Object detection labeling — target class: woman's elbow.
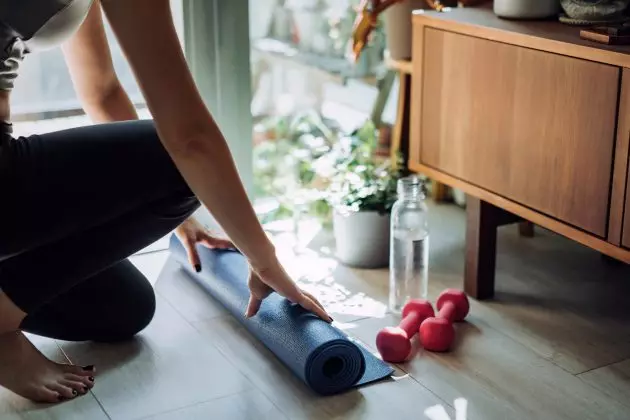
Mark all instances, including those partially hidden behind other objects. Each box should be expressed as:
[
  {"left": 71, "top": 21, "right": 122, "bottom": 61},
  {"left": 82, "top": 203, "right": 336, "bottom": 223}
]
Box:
[
  {"left": 79, "top": 79, "right": 138, "bottom": 122},
  {"left": 162, "top": 122, "right": 227, "bottom": 161}
]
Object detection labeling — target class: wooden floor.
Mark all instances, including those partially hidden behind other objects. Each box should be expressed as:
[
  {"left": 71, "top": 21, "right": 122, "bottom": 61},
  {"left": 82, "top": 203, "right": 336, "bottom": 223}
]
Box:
[{"left": 2, "top": 202, "right": 630, "bottom": 419}]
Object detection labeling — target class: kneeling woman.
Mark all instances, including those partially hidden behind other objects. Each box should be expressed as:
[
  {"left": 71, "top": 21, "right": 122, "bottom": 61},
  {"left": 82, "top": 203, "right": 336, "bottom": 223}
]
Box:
[{"left": 0, "top": 0, "right": 331, "bottom": 403}]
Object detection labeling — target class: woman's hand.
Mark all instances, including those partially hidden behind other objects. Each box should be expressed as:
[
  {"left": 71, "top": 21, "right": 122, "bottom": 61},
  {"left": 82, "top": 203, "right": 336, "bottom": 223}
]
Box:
[
  {"left": 246, "top": 262, "right": 333, "bottom": 323},
  {"left": 174, "top": 217, "right": 234, "bottom": 272},
  {"left": 175, "top": 217, "right": 332, "bottom": 323}
]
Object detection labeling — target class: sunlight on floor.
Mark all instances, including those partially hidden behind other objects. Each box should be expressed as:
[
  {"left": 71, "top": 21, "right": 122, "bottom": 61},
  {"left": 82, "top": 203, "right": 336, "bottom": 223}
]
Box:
[
  {"left": 130, "top": 216, "right": 389, "bottom": 320},
  {"left": 267, "top": 218, "right": 388, "bottom": 320},
  {"left": 425, "top": 398, "right": 468, "bottom": 420}
]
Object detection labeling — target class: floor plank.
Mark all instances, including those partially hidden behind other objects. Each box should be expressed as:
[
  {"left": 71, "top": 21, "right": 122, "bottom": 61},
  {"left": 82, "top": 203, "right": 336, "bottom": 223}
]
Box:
[
  {"left": 0, "top": 335, "right": 109, "bottom": 420},
  {"left": 58, "top": 296, "right": 252, "bottom": 420},
  {"left": 349, "top": 314, "right": 630, "bottom": 420},
  {"left": 154, "top": 258, "right": 228, "bottom": 324},
  {"left": 192, "top": 315, "right": 452, "bottom": 420},
  {"left": 579, "top": 359, "right": 630, "bottom": 409},
  {"left": 129, "top": 252, "right": 170, "bottom": 287},
  {"left": 142, "top": 388, "right": 286, "bottom": 420}
]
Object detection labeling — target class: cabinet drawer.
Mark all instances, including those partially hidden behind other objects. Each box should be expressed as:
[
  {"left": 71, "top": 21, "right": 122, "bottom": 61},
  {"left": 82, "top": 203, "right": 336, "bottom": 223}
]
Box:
[{"left": 418, "top": 28, "right": 619, "bottom": 237}]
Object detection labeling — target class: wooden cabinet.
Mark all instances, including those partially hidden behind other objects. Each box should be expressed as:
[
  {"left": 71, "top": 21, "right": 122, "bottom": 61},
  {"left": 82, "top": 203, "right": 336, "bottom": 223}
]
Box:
[
  {"left": 418, "top": 28, "right": 618, "bottom": 237},
  {"left": 408, "top": 6, "right": 630, "bottom": 297}
]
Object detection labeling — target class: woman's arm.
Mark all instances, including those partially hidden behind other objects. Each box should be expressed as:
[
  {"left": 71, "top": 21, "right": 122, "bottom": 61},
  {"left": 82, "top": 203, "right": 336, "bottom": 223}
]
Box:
[
  {"left": 62, "top": 2, "right": 236, "bottom": 272},
  {"left": 99, "top": 0, "right": 268, "bottom": 265},
  {"left": 62, "top": 1, "right": 137, "bottom": 122},
  {"left": 100, "top": 0, "right": 330, "bottom": 320}
]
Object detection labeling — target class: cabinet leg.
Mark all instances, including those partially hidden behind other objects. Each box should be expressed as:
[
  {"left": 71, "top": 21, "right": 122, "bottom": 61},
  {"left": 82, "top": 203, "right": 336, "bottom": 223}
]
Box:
[
  {"left": 432, "top": 180, "right": 449, "bottom": 203},
  {"left": 464, "top": 197, "right": 500, "bottom": 299},
  {"left": 518, "top": 221, "right": 535, "bottom": 237}
]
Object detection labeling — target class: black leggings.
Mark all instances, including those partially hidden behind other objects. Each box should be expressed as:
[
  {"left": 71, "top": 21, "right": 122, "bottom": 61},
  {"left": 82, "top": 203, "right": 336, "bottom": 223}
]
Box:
[{"left": 0, "top": 120, "right": 200, "bottom": 342}]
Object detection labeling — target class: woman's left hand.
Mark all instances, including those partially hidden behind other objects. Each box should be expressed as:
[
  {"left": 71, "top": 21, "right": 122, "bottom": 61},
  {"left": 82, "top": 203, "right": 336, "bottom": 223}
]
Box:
[{"left": 174, "top": 217, "right": 235, "bottom": 272}]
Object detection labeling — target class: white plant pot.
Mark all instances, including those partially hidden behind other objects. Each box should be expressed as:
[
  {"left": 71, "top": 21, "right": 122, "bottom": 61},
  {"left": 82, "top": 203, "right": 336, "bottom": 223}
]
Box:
[
  {"left": 452, "top": 188, "right": 467, "bottom": 207},
  {"left": 383, "top": 0, "right": 428, "bottom": 61},
  {"left": 333, "top": 210, "right": 391, "bottom": 268}
]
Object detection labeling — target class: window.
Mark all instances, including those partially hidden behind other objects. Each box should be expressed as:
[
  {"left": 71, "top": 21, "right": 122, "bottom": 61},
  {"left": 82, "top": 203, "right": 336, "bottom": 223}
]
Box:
[{"left": 11, "top": 0, "right": 184, "bottom": 121}]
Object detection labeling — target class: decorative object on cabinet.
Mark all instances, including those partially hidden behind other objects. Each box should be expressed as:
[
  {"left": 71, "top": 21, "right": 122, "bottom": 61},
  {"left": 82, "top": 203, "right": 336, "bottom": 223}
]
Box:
[
  {"left": 426, "top": 0, "right": 490, "bottom": 11},
  {"left": 424, "top": 0, "right": 459, "bottom": 11},
  {"left": 580, "top": 24, "right": 630, "bottom": 44},
  {"left": 559, "top": 0, "right": 630, "bottom": 25},
  {"left": 382, "top": 0, "right": 429, "bottom": 60},
  {"left": 493, "top": 0, "right": 561, "bottom": 19},
  {"left": 351, "top": 0, "right": 401, "bottom": 60}
]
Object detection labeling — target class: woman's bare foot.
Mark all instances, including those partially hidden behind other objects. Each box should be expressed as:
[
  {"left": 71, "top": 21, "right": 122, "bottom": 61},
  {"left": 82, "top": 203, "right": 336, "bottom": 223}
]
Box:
[{"left": 0, "top": 331, "right": 95, "bottom": 403}]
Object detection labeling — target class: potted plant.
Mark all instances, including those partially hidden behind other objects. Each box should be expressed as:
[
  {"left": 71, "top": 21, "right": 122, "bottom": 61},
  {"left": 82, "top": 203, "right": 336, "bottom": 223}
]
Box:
[{"left": 322, "top": 120, "right": 404, "bottom": 268}]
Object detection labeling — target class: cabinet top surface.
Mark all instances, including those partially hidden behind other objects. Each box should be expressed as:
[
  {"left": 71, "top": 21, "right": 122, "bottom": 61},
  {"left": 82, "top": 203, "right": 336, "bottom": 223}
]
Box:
[{"left": 413, "top": 4, "right": 630, "bottom": 65}]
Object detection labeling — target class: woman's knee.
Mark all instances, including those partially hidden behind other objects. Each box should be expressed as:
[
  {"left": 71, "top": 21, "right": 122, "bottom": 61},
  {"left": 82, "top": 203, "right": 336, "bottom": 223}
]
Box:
[
  {"left": 95, "top": 287, "right": 156, "bottom": 343},
  {"left": 91, "top": 261, "right": 157, "bottom": 342},
  {"left": 126, "top": 286, "right": 156, "bottom": 336}
]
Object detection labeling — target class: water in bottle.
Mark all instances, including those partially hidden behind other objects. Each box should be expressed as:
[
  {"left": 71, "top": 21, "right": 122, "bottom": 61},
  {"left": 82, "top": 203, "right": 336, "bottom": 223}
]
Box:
[{"left": 389, "top": 176, "right": 429, "bottom": 315}]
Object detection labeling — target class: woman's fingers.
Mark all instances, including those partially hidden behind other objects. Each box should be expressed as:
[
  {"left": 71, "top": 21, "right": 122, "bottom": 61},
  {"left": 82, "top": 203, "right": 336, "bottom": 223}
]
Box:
[
  {"left": 248, "top": 265, "right": 332, "bottom": 323},
  {"left": 299, "top": 293, "right": 333, "bottom": 323},
  {"left": 200, "top": 233, "right": 234, "bottom": 250},
  {"left": 301, "top": 290, "right": 329, "bottom": 320},
  {"left": 183, "top": 240, "right": 201, "bottom": 272},
  {"left": 245, "top": 290, "right": 332, "bottom": 323},
  {"left": 245, "top": 294, "right": 262, "bottom": 318}
]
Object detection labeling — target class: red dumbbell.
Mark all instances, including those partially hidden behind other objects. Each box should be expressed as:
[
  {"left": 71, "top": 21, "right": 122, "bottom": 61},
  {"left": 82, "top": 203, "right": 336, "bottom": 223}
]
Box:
[
  {"left": 420, "top": 289, "right": 469, "bottom": 352},
  {"left": 376, "top": 299, "right": 435, "bottom": 363}
]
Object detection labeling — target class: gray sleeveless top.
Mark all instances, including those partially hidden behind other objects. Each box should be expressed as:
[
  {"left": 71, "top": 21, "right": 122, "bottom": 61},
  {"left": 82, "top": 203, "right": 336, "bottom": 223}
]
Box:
[{"left": 0, "top": 0, "right": 94, "bottom": 92}]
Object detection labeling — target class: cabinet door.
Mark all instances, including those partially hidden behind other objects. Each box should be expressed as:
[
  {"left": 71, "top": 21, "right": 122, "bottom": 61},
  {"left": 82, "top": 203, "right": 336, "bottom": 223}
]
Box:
[
  {"left": 419, "top": 28, "right": 619, "bottom": 237},
  {"left": 622, "top": 168, "right": 630, "bottom": 247},
  {"left": 621, "top": 70, "right": 630, "bottom": 247}
]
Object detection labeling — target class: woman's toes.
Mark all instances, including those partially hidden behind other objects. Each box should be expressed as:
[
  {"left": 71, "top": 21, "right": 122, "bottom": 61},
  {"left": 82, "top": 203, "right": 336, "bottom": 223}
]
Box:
[
  {"left": 33, "top": 387, "right": 61, "bottom": 403},
  {"left": 47, "top": 383, "right": 77, "bottom": 399},
  {"left": 61, "top": 379, "right": 89, "bottom": 395},
  {"left": 67, "top": 364, "right": 96, "bottom": 376},
  {"left": 66, "top": 373, "right": 94, "bottom": 389}
]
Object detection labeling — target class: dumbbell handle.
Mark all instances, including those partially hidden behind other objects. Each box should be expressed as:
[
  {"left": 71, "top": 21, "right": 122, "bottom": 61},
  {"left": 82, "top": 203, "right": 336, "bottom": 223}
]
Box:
[
  {"left": 399, "top": 310, "right": 429, "bottom": 337},
  {"left": 436, "top": 301, "right": 456, "bottom": 323}
]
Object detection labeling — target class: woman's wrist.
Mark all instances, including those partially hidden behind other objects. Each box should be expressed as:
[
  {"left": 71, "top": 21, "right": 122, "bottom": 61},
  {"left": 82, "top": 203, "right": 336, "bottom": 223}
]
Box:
[{"left": 247, "top": 239, "right": 279, "bottom": 274}]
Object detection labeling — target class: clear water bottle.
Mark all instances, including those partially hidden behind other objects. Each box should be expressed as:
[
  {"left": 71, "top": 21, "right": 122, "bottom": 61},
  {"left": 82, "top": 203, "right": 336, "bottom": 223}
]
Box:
[{"left": 389, "top": 175, "right": 429, "bottom": 315}]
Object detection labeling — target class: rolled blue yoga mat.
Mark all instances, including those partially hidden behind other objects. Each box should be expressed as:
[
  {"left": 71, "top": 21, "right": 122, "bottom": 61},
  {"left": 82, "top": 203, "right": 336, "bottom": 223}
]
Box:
[{"left": 169, "top": 235, "right": 394, "bottom": 396}]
